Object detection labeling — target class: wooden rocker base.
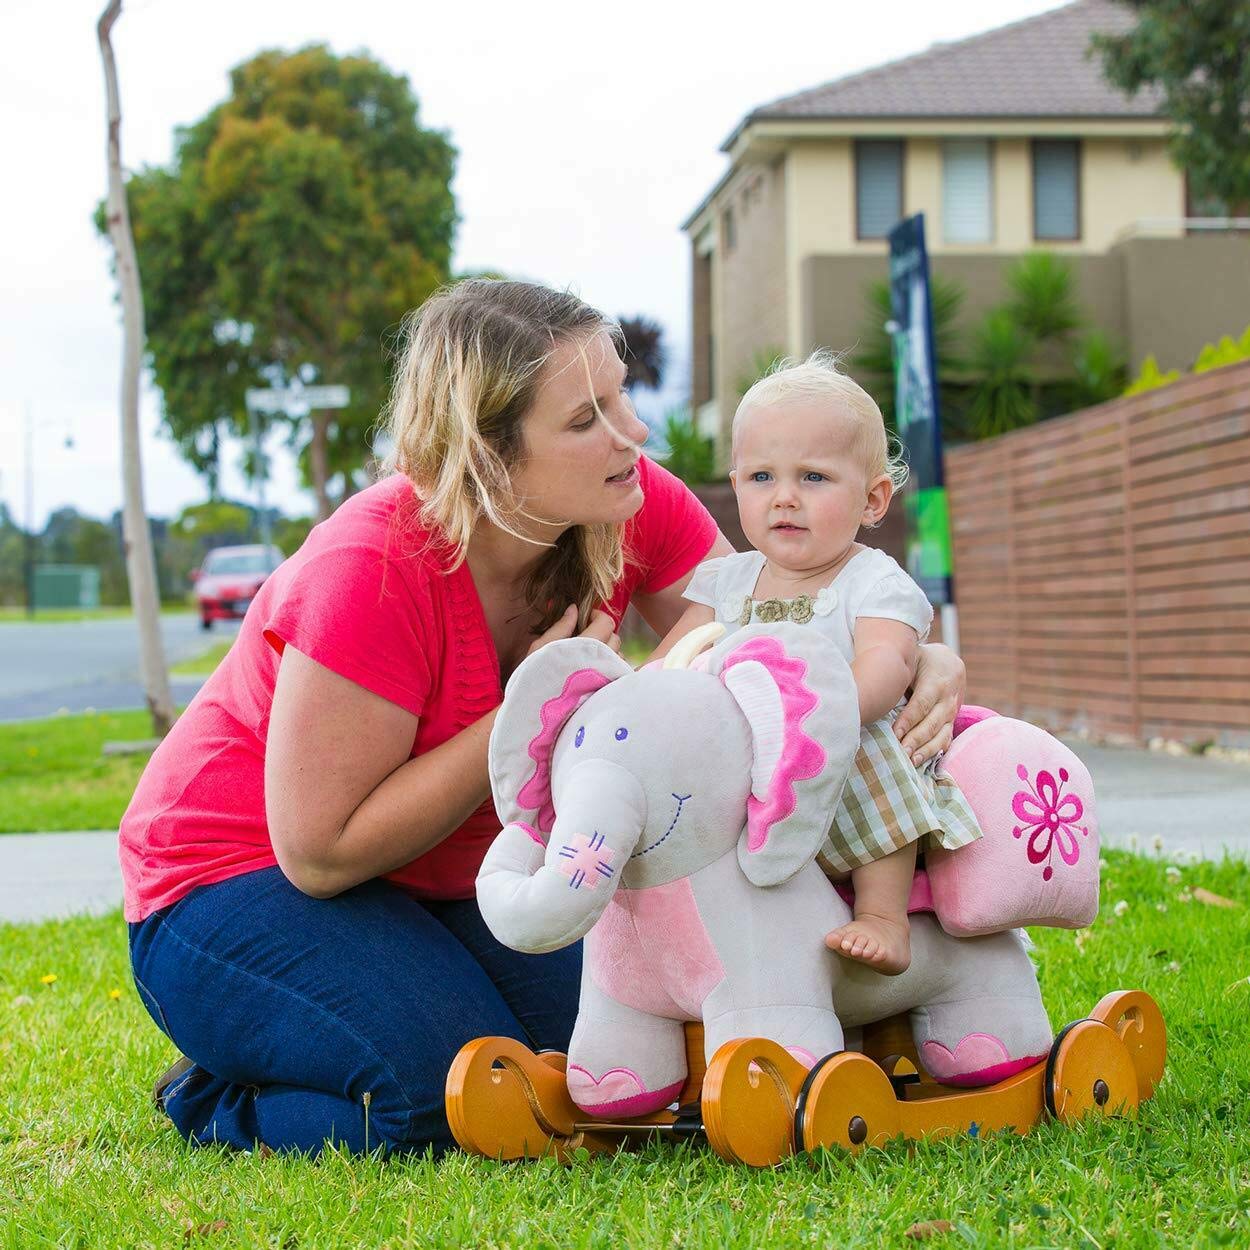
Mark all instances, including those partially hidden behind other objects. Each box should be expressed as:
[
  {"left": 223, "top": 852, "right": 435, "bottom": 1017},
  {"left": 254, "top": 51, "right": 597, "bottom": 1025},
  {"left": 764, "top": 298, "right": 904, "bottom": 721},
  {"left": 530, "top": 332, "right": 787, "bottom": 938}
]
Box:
[{"left": 445, "top": 989, "right": 1166, "bottom": 1167}]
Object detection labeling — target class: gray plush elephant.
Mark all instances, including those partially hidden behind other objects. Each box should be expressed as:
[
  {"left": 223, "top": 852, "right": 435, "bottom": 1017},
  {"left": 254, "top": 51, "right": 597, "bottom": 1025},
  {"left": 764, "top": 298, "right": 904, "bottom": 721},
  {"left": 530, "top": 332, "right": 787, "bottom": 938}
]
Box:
[{"left": 476, "top": 623, "right": 1053, "bottom": 1117}]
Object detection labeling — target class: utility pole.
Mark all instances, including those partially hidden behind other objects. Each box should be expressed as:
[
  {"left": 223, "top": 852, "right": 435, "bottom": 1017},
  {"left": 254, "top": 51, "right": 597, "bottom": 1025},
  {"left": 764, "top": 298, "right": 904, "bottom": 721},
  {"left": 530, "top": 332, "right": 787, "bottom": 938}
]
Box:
[{"left": 98, "top": 0, "right": 175, "bottom": 736}]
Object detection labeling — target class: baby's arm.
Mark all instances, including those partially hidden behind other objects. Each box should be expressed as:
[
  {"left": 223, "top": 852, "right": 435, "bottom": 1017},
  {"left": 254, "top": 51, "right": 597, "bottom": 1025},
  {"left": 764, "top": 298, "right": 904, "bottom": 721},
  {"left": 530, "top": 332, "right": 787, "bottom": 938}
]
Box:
[
  {"left": 647, "top": 602, "right": 716, "bottom": 665},
  {"left": 851, "top": 617, "right": 921, "bottom": 725}
]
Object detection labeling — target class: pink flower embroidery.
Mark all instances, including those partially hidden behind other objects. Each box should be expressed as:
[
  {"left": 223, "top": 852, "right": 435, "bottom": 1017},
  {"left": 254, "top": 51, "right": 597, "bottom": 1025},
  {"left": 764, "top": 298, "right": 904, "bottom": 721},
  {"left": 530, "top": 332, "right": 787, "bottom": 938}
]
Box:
[
  {"left": 1011, "top": 765, "right": 1088, "bottom": 881},
  {"left": 556, "top": 831, "right": 615, "bottom": 890}
]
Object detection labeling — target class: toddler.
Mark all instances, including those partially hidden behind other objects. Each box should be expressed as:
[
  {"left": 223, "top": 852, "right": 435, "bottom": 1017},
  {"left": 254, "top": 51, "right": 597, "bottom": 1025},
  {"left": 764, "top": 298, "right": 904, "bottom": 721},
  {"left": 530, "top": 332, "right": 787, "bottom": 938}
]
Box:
[{"left": 658, "top": 351, "right": 981, "bottom": 974}]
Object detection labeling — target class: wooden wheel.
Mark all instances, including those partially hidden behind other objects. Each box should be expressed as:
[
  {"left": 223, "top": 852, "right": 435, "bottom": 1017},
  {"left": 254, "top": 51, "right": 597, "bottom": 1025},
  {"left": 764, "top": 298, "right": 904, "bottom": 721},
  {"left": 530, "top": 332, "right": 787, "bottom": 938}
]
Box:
[
  {"left": 701, "top": 1038, "right": 809, "bottom": 1167},
  {"left": 446, "top": 1036, "right": 582, "bottom": 1160},
  {"left": 1045, "top": 1019, "right": 1140, "bottom": 1124},
  {"left": 794, "top": 1051, "right": 902, "bottom": 1154},
  {"left": 1090, "top": 990, "right": 1166, "bottom": 1103}
]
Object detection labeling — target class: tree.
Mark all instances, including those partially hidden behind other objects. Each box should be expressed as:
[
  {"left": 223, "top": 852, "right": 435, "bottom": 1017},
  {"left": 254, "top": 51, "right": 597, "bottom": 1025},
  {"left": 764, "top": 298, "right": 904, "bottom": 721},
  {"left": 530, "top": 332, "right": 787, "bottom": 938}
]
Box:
[
  {"left": 617, "top": 315, "right": 666, "bottom": 392},
  {"left": 42, "top": 507, "right": 129, "bottom": 604},
  {"left": 103, "top": 45, "right": 457, "bottom": 520},
  {"left": 1091, "top": 1, "right": 1250, "bottom": 212},
  {"left": 98, "top": 0, "right": 175, "bottom": 736}
]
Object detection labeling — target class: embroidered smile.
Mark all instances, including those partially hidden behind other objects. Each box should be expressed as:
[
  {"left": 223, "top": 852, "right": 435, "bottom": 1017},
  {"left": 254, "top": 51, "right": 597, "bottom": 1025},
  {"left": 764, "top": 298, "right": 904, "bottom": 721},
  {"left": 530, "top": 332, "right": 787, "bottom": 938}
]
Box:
[{"left": 630, "top": 792, "right": 691, "bottom": 858}]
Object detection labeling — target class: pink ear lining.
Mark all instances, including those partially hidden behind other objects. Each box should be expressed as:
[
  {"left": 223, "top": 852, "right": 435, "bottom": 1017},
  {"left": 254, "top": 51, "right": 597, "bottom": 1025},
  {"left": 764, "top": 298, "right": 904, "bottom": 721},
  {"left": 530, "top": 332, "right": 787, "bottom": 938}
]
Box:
[
  {"left": 515, "top": 668, "right": 611, "bottom": 833},
  {"left": 721, "top": 635, "right": 826, "bottom": 853}
]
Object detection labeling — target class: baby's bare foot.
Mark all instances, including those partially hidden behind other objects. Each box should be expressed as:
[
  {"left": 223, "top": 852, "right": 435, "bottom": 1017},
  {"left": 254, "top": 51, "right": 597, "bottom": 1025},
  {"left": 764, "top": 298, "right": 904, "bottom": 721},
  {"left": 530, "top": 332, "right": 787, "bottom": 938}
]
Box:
[{"left": 825, "top": 913, "right": 911, "bottom": 975}]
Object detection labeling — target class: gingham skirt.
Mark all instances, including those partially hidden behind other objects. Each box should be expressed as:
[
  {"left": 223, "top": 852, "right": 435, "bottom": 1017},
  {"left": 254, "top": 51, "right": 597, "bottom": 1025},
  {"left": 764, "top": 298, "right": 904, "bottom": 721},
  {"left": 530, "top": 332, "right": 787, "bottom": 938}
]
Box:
[{"left": 815, "top": 716, "right": 983, "bottom": 877}]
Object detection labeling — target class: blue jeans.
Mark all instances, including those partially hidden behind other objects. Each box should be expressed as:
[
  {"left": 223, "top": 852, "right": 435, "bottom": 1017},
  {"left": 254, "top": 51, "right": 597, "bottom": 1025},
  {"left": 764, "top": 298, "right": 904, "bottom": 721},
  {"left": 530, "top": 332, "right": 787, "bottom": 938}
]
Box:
[{"left": 128, "top": 866, "right": 582, "bottom": 1157}]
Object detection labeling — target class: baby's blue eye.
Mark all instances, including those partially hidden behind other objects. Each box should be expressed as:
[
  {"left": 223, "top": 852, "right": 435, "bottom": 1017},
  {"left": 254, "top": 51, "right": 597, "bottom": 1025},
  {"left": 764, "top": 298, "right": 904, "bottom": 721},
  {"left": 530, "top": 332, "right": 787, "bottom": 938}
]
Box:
[
  {"left": 574, "top": 726, "right": 585, "bottom": 748},
  {"left": 615, "top": 727, "right": 628, "bottom": 741}
]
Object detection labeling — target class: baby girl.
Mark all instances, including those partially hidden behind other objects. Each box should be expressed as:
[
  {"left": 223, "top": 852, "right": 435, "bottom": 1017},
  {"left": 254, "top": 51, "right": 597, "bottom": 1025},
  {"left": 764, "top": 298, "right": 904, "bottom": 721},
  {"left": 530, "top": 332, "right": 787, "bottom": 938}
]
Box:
[{"left": 657, "top": 351, "right": 980, "bottom": 974}]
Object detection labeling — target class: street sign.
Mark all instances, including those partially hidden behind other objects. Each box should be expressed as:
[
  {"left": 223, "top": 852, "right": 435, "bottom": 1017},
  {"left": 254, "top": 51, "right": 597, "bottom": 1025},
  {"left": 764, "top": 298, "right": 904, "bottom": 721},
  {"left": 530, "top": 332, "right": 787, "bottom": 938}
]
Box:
[{"left": 245, "top": 384, "right": 350, "bottom": 415}]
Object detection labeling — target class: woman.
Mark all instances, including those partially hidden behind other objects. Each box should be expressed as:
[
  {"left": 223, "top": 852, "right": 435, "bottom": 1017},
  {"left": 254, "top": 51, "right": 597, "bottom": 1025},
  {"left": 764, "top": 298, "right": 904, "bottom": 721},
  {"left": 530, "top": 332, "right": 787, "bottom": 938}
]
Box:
[{"left": 122, "top": 280, "right": 964, "bottom": 1156}]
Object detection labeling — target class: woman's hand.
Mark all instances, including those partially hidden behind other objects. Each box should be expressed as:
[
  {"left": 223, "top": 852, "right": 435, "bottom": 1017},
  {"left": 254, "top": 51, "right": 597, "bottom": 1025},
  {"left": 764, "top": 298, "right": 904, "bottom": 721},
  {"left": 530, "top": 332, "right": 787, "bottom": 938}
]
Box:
[
  {"left": 894, "top": 642, "right": 966, "bottom": 767},
  {"left": 526, "top": 605, "right": 620, "bottom": 659}
]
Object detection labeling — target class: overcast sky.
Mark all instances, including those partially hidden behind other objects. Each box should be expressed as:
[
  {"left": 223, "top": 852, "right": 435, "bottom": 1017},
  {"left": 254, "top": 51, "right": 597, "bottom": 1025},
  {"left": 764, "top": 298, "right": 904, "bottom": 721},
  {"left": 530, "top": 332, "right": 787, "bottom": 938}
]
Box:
[{"left": 0, "top": 0, "right": 1064, "bottom": 528}]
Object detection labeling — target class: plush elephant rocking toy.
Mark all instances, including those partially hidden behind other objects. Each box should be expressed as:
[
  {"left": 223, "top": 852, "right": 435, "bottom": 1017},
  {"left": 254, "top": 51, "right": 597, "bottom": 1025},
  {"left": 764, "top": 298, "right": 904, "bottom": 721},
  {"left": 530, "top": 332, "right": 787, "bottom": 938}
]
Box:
[{"left": 445, "top": 623, "right": 1166, "bottom": 1166}]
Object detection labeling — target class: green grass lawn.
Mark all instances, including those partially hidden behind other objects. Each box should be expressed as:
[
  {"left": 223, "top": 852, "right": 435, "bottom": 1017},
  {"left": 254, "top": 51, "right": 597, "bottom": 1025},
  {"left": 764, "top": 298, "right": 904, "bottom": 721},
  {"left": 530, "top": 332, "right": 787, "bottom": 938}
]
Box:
[
  {"left": 170, "top": 639, "right": 235, "bottom": 677},
  {"left": 1, "top": 852, "right": 1247, "bottom": 1247},
  {"left": 0, "top": 711, "right": 158, "bottom": 834},
  {"left": 0, "top": 605, "right": 192, "bottom": 623}
]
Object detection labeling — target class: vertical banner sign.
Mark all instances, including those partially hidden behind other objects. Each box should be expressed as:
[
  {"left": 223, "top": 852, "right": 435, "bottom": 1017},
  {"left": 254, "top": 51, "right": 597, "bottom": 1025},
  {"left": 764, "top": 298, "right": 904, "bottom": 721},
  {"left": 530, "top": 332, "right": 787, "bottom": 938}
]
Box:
[{"left": 887, "top": 213, "right": 953, "bottom": 607}]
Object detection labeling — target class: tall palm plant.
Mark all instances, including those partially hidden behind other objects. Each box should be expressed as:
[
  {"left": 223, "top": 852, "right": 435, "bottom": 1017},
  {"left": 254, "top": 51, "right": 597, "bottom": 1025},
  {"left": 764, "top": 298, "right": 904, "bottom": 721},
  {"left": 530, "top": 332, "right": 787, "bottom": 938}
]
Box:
[
  {"left": 617, "top": 315, "right": 666, "bottom": 393},
  {"left": 1005, "top": 251, "right": 1082, "bottom": 415},
  {"left": 966, "top": 308, "right": 1036, "bottom": 438}
]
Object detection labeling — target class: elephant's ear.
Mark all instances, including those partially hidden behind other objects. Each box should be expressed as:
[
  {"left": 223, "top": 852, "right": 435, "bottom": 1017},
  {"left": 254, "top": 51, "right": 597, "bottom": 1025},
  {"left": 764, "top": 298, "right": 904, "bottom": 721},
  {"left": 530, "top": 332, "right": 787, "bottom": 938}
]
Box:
[
  {"left": 489, "top": 636, "right": 633, "bottom": 837},
  {"left": 709, "top": 624, "right": 860, "bottom": 886}
]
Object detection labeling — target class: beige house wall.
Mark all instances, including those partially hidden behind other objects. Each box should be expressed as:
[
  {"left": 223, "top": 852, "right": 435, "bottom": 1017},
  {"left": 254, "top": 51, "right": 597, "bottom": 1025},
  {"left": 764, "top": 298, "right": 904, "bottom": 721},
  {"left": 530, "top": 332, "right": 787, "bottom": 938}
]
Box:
[
  {"left": 710, "top": 159, "right": 789, "bottom": 466},
  {"left": 689, "top": 121, "right": 1195, "bottom": 445},
  {"left": 803, "top": 236, "right": 1250, "bottom": 376}
]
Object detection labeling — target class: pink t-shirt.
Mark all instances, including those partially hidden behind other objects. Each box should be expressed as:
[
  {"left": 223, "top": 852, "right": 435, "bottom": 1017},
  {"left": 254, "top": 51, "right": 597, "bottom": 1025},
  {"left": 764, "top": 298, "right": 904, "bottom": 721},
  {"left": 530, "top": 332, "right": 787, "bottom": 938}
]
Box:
[{"left": 119, "top": 456, "right": 718, "bottom": 921}]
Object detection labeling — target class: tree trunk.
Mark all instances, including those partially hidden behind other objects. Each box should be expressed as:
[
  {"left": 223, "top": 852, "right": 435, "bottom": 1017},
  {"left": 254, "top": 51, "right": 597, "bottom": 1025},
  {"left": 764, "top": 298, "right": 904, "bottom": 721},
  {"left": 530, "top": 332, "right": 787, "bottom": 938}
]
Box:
[
  {"left": 98, "top": 0, "right": 175, "bottom": 737},
  {"left": 309, "top": 409, "right": 332, "bottom": 521}
]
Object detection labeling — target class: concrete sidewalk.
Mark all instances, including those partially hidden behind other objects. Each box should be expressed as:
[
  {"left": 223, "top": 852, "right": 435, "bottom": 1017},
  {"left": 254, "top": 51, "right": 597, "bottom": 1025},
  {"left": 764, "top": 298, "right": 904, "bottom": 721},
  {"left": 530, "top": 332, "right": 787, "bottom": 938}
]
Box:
[{"left": 1, "top": 739, "right": 1247, "bottom": 926}]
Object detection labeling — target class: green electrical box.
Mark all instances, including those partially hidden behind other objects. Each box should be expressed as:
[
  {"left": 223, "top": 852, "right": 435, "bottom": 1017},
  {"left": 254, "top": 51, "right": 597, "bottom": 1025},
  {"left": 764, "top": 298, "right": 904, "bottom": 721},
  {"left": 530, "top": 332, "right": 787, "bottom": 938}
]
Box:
[{"left": 33, "top": 565, "right": 101, "bottom": 610}]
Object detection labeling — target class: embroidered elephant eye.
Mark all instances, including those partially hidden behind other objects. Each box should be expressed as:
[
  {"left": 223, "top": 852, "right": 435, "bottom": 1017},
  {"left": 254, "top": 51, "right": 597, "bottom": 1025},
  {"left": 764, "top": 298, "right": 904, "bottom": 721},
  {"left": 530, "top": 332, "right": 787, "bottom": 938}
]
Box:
[
  {"left": 615, "top": 727, "right": 628, "bottom": 741},
  {"left": 574, "top": 726, "right": 585, "bottom": 748}
]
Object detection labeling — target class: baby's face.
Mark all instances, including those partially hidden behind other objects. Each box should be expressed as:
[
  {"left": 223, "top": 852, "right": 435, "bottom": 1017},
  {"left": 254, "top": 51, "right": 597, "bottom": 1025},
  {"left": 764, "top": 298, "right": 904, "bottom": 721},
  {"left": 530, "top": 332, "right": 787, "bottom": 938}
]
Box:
[{"left": 731, "top": 399, "right": 874, "bottom": 573}]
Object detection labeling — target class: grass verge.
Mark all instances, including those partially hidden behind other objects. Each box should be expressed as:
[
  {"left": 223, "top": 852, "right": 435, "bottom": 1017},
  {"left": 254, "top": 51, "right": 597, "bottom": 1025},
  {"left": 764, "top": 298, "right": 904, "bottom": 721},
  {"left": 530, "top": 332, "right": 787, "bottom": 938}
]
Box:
[
  {"left": 0, "top": 711, "right": 158, "bottom": 834},
  {"left": 170, "top": 640, "right": 235, "bottom": 678},
  {"left": 1, "top": 852, "right": 1247, "bottom": 1247},
  {"left": 0, "top": 606, "right": 191, "bottom": 624}
]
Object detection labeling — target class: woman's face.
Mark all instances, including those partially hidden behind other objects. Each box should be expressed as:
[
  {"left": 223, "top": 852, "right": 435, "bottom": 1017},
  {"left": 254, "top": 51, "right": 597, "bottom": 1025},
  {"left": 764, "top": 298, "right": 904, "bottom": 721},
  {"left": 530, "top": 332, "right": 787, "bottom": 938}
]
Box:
[{"left": 510, "top": 329, "right": 650, "bottom": 532}]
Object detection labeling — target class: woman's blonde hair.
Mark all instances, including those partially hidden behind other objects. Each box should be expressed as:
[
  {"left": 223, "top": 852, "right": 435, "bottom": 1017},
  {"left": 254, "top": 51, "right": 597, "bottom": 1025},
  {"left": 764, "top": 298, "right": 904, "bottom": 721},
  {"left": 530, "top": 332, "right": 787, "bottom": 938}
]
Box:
[
  {"left": 383, "top": 279, "right": 628, "bottom": 633},
  {"left": 733, "top": 349, "right": 909, "bottom": 490}
]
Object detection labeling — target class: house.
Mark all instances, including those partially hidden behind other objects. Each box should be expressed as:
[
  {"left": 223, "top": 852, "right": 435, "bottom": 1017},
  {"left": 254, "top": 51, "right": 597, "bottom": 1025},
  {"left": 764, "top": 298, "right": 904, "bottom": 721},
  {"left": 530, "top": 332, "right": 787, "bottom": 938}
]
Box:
[{"left": 683, "top": 0, "right": 1250, "bottom": 455}]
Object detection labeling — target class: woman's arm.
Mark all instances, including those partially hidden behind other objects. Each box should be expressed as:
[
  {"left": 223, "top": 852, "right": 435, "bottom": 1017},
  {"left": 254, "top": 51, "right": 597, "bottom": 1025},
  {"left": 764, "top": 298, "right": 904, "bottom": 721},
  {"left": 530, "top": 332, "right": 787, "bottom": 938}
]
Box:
[
  {"left": 893, "top": 642, "right": 967, "bottom": 766},
  {"left": 630, "top": 529, "right": 735, "bottom": 639},
  {"left": 264, "top": 647, "right": 495, "bottom": 898},
  {"left": 648, "top": 601, "right": 717, "bottom": 663},
  {"left": 266, "top": 611, "right": 620, "bottom": 898}
]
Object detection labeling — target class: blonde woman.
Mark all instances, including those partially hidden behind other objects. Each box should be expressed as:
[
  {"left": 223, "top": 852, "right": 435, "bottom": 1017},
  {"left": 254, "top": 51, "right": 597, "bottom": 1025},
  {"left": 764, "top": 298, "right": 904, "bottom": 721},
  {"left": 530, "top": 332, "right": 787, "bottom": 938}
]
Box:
[{"left": 120, "top": 280, "right": 965, "bottom": 1157}]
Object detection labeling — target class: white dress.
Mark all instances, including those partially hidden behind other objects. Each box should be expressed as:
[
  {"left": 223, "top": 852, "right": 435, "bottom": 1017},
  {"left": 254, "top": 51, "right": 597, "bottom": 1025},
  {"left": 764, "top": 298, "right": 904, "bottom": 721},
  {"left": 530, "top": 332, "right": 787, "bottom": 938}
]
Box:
[{"left": 683, "top": 547, "right": 981, "bottom": 876}]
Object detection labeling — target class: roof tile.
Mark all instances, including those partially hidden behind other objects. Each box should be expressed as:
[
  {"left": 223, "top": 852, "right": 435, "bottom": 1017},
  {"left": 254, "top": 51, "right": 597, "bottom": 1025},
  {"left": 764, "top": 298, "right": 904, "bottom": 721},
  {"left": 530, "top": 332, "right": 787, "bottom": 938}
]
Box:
[{"left": 750, "top": 0, "right": 1163, "bottom": 123}]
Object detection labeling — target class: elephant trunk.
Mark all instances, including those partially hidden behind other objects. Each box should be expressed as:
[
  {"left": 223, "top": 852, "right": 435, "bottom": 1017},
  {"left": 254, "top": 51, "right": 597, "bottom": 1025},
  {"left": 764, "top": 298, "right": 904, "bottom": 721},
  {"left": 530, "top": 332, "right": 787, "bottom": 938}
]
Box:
[{"left": 476, "top": 760, "right": 647, "bottom": 954}]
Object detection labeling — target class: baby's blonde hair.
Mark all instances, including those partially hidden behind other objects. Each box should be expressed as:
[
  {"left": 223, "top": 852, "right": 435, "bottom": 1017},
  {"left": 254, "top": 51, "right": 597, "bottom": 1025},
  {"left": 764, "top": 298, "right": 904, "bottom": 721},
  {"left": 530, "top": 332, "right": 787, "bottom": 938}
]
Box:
[
  {"left": 733, "top": 349, "right": 909, "bottom": 490},
  {"left": 383, "top": 279, "right": 629, "bottom": 633}
]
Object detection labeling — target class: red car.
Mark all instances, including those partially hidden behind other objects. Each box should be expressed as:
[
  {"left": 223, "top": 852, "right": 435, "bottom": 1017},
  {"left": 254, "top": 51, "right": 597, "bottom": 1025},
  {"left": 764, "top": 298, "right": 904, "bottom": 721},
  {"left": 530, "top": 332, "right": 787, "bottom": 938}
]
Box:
[{"left": 193, "top": 544, "right": 284, "bottom": 630}]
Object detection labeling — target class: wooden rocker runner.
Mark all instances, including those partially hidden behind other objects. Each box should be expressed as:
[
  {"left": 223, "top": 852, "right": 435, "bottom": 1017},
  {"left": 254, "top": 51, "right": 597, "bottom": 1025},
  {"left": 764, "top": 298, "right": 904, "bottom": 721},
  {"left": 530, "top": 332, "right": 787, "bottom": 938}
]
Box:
[{"left": 445, "top": 990, "right": 1166, "bottom": 1167}]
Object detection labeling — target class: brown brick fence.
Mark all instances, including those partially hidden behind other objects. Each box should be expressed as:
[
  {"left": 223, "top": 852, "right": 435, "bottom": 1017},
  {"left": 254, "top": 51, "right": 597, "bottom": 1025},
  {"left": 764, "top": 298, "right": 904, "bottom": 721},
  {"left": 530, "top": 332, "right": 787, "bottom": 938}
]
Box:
[{"left": 946, "top": 361, "right": 1250, "bottom": 747}]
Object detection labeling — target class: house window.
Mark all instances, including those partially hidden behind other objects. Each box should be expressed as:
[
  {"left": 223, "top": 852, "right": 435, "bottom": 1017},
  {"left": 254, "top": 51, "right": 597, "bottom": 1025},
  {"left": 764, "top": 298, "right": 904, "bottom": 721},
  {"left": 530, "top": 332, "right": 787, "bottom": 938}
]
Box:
[
  {"left": 1033, "top": 140, "right": 1080, "bottom": 240},
  {"left": 855, "top": 140, "right": 903, "bottom": 239},
  {"left": 942, "top": 139, "right": 993, "bottom": 244}
]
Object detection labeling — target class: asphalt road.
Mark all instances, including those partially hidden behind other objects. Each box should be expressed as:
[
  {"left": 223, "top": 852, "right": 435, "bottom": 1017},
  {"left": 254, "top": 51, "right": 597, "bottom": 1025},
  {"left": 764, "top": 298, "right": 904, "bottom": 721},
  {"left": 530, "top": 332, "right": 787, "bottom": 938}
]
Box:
[{"left": 0, "top": 615, "right": 240, "bottom": 720}]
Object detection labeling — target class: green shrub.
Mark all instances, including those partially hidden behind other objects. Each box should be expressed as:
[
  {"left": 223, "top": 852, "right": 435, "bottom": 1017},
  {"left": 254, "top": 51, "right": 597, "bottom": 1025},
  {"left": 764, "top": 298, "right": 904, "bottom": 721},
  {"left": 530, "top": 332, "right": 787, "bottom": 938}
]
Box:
[
  {"left": 1193, "top": 333, "right": 1248, "bottom": 373},
  {"left": 658, "top": 407, "right": 716, "bottom": 485},
  {"left": 1070, "top": 328, "right": 1128, "bottom": 407},
  {"left": 1125, "top": 353, "right": 1182, "bottom": 396}
]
